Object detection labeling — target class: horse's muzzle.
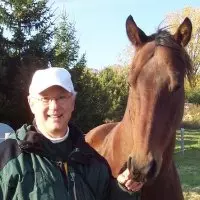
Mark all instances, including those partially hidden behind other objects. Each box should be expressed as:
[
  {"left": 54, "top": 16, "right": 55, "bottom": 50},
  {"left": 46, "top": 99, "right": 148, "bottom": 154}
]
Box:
[{"left": 127, "top": 157, "right": 158, "bottom": 183}]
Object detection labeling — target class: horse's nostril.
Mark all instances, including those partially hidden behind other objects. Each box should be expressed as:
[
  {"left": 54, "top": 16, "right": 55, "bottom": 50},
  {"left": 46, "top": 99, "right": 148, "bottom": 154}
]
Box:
[
  {"left": 147, "top": 159, "right": 157, "bottom": 179},
  {"left": 125, "top": 157, "right": 158, "bottom": 182}
]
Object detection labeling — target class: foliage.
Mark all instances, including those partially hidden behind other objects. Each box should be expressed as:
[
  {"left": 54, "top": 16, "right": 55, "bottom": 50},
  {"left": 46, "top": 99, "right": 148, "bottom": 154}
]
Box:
[
  {"left": 70, "top": 67, "right": 107, "bottom": 132},
  {"left": 186, "top": 90, "right": 200, "bottom": 105},
  {"left": 70, "top": 65, "right": 129, "bottom": 133},
  {"left": 97, "top": 66, "right": 128, "bottom": 122},
  {"left": 185, "top": 75, "right": 200, "bottom": 104},
  {"left": 0, "top": 0, "right": 54, "bottom": 57},
  {"left": 0, "top": 0, "right": 54, "bottom": 128},
  {"left": 51, "top": 12, "right": 81, "bottom": 69},
  {"left": 181, "top": 103, "right": 200, "bottom": 129},
  {"left": 0, "top": 55, "right": 48, "bottom": 128},
  {"left": 166, "top": 7, "right": 200, "bottom": 85}
]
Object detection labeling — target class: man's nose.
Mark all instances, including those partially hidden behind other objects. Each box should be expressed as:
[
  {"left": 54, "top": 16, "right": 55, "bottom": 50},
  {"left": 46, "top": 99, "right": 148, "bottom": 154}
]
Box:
[{"left": 48, "top": 99, "right": 59, "bottom": 109}]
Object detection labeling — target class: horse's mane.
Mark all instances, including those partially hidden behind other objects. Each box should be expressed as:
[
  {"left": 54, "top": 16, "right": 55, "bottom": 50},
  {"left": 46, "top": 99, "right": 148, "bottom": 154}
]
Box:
[{"left": 147, "top": 28, "right": 193, "bottom": 84}]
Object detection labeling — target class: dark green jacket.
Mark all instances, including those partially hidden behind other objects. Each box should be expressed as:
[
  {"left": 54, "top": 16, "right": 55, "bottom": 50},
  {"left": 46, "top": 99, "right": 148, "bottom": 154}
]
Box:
[{"left": 0, "top": 123, "right": 140, "bottom": 200}]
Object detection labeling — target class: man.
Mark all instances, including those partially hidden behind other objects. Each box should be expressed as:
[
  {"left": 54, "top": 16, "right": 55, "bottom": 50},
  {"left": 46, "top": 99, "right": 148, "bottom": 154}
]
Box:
[{"left": 0, "top": 67, "right": 143, "bottom": 199}]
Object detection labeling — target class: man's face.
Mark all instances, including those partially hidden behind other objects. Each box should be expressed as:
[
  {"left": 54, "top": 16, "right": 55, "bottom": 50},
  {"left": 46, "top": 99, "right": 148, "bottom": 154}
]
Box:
[{"left": 28, "top": 86, "right": 75, "bottom": 138}]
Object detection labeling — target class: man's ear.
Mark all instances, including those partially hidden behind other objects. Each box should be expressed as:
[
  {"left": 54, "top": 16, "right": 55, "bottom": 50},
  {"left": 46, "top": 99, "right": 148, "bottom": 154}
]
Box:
[{"left": 28, "top": 96, "right": 35, "bottom": 114}]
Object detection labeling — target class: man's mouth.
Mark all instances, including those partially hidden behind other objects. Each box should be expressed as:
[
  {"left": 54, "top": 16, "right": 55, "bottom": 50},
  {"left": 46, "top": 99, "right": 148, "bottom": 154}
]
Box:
[{"left": 47, "top": 114, "right": 63, "bottom": 118}]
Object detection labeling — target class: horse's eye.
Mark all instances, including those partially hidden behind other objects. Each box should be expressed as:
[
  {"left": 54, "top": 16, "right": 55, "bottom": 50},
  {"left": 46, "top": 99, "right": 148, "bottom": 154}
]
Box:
[
  {"left": 174, "top": 84, "right": 181, "bottom": 92},
  {"left": 169, "top": 83, "right": 181, "bottom": 93}
]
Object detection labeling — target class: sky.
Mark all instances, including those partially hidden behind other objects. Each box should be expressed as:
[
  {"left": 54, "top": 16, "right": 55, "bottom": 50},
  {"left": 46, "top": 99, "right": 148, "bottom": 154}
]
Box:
[{"left": 49, "top": 0, "right": 199, "bottom": 69}]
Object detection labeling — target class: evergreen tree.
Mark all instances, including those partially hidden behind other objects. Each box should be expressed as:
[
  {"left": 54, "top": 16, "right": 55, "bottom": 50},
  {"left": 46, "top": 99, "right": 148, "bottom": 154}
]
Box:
[
  {"left": 52, "top": 12, "right": 81, "bottom": 69},
  {"left": 0, "top": 0, "right": 54, "bottom": 129},
  {"left": 0, "top": 0, "right": 54, "bottom": 57},
  {"left": 98, "top": 66, "right": 128, "bottom": 122}
]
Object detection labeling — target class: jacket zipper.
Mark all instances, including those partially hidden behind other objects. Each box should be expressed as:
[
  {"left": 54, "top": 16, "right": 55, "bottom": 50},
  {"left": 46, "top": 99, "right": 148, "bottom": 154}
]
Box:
[
  {"left": 56, "top": 161, "right": 68, "bottom": 189},
  {"left": 70, "top": 170, "right": 78, "bottom": 200},
  {"left": 56, "top": 161, "right": 78, "bottom": 200}
]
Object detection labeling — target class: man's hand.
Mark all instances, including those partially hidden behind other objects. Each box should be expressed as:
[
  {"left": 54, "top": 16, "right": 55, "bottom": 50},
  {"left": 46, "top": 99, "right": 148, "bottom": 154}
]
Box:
[{"left": 117, "top": 169, "right": 143, "bottom": 192}]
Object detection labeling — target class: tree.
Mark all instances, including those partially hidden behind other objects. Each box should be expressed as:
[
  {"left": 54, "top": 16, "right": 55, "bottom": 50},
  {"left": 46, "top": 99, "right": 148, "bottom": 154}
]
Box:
[
  {"left": 0, "top": 0, "right": 54, "bottom": 89},
  {"left": 165, "top": 7, "right": 200, "bottom": 104},
  {"left": 51, "top": 12, "right": 80, "bottom": 69},
  {"left": 69, "top": 64, "right": 129, "bottom": 133},
  {"left": 166, "top": 7, "right": 200, "bottom": 80},
  {"left": 0, "top": 0, "right": 54, "bottom": 57},
  {"left": 70, "top": 68, "right": 107, "bottom": 132},
  {"left": 98, "top": 66, "right": 128, "bottom": 122},
  {"left": 0, "top": 0, "right": 54, "bottom": 129}
]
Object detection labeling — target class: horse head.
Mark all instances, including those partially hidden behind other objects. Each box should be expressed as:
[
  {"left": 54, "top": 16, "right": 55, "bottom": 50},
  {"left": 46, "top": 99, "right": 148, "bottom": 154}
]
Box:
[{"left": 124, "top": 16, "right": 192, "bottom": 183}]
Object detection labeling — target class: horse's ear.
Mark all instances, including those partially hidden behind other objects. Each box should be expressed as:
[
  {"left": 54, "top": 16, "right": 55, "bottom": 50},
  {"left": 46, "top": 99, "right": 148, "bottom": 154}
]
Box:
[
  {"left": 173, "top": 17, "right": 192, "bottom": 47},
  {"left": 126, "top": 15, "right": 148, "bottom": 46}
]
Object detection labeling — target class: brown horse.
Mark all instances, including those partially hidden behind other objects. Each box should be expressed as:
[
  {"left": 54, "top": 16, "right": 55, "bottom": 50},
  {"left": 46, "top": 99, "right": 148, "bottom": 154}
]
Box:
[{"left": 85, "top": 16, "right": 193, "bottom": 200}]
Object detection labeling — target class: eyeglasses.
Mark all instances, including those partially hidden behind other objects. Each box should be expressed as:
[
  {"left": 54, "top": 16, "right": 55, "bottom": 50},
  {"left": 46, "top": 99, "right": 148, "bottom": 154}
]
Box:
[{"left": 31, "top": 94, "right": 73, "bottom": 106}]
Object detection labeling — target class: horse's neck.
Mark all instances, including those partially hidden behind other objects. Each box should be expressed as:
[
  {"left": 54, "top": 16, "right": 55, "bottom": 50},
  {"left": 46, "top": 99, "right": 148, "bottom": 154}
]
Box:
[
  {"left": 121, "top": 95, "right": 136, "bottom": 135},
  {"left": 162, "top": 133, "right": 177, "bottom": 166},
  {"left": 98, "top": 121, "right": 134, "bottom": 177}
]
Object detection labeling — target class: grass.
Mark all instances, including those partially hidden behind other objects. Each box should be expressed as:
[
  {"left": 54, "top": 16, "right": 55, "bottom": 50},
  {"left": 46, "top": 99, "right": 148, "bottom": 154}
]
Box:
[{"left": 175, "top": 129, "right": 200, "bottom": 200}]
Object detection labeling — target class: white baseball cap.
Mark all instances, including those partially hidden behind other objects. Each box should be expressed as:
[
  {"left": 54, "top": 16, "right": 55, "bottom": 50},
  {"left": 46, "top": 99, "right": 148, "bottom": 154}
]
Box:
[{"left": 29, "top": 67, "right": 75, "bottom": 94}]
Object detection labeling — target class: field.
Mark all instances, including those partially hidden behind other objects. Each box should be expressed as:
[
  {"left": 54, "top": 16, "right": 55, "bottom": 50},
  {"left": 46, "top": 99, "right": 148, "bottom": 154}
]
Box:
[{"left": 175, "top": 129, "right": 200, "bottom": 200}]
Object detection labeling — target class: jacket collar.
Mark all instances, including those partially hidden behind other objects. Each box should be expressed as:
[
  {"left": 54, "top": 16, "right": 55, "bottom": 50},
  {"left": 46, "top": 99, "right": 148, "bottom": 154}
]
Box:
[{"left": 16, "top": 123, "right": 95, "bottom": 164}]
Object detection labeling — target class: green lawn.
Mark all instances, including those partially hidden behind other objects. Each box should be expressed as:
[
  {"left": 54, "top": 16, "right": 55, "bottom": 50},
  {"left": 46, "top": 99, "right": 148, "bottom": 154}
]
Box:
[{"left": 175, "top": 129, "right": 200, "bottom": 200}]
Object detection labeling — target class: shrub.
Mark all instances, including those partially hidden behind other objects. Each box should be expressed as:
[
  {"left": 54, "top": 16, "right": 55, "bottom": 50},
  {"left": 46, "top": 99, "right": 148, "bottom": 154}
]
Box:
[{"left": 182, "top": 103, "right": 200, "bottom": 129}]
